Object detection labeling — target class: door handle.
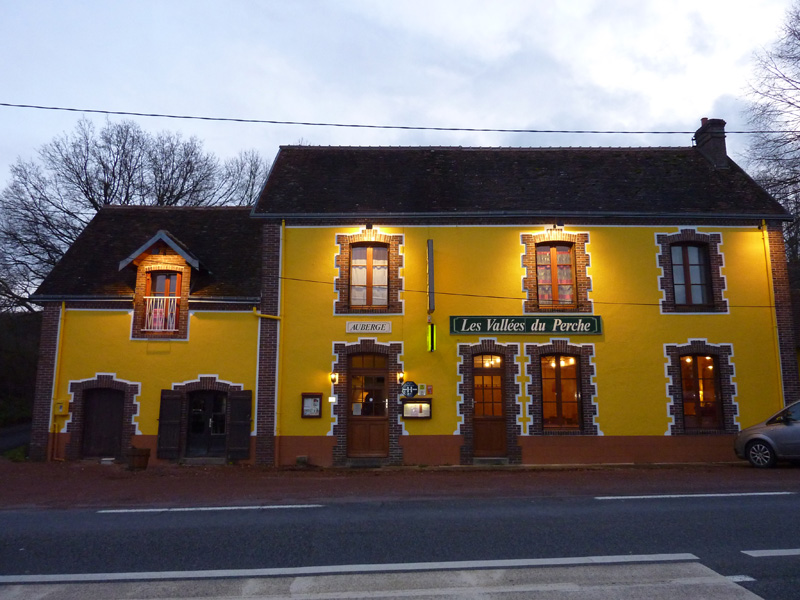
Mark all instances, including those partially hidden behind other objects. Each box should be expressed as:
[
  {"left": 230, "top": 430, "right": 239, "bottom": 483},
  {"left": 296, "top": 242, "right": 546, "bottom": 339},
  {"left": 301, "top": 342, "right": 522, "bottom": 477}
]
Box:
[{"left": 208, "top": 417, "right": 213, "bottom": 429}]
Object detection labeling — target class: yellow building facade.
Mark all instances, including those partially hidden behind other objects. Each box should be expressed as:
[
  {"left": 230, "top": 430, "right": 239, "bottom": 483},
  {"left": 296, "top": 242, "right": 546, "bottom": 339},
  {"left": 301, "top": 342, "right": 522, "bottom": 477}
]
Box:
[{"left": 29, "top": 119, "right": 799, "bottom": 466}]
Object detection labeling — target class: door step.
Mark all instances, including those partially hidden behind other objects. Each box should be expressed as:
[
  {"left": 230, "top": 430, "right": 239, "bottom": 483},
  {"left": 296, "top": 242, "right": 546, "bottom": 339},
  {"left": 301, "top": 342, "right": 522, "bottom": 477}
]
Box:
[
  {"left": 182, "top": 457, "right": 226, "bottom": 466},
  {"left": 473, "top": 457, "right": 510, "bottom": 466},
  {"left": 346, "top": 458, "right": 385, "bottom": 468}
]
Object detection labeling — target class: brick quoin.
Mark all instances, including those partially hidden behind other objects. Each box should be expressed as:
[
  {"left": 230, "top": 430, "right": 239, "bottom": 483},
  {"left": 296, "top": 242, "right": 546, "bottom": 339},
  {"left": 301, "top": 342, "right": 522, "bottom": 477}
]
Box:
[
  {"left": 768, "top": 222, "right": 800, "bottom": 406},
  {"left": 255, "top": 223, "right": 280, "bottom": 465},
  {"left": 29, "top": 303, "right": 61, "bottom": 461}
]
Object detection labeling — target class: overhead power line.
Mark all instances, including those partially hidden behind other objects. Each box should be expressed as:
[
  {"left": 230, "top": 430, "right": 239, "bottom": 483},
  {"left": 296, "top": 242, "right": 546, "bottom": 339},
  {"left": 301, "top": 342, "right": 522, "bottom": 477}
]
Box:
[{"left": 0, "top": 102, "right": 783, "bottom": 135}]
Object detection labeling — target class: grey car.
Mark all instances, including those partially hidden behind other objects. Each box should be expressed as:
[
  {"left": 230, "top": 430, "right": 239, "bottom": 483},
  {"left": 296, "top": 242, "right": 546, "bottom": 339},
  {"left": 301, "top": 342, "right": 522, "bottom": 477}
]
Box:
[{"left": 734, "top": 400, "right": 800, "bottom": 467}]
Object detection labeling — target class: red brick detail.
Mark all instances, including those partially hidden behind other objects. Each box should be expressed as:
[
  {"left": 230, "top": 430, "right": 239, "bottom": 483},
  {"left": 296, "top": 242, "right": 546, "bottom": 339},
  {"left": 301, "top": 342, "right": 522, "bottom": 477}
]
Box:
[
  {"left": 335, "top": 230, "right": 403, "bottom": 314},
  {"left": 331, "top": 339, "right": 404, "bottom": 466},
  {"left": 525, "top": 341, "right": 598, "bottom": 436},
  {"left": 767, "top": 223, "right": 800, "bottom": 405},
  {"left": 65, "top": 375, "right": 141, "bottom": 460},
  {"left": 29, "top": 303, "right": 62, "bottom": 461},
  {"left": 656, "top": 229, "right": 728, "bottom": 313},
  {"left": 256, "top": 224, "right": 280, "bottom": 465},
  {"left": 131, "top": 246, "right": 191, "bottom": 339},
  {"left": 665, "top": 340, "right": 737, "bottom": 435},
  {"left": 457, "top": 340, "right": 522, "bottom": 464},
  {"left": 521, "top": 230, "right": 592, "bottom": 313}
]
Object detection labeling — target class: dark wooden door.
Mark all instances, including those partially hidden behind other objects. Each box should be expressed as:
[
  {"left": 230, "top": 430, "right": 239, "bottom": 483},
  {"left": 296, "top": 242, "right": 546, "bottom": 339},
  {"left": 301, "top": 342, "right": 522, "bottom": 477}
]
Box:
[
  {"left": 348, "top": 354, "right": 389, "bottom": 457},
  {"left": 81, "top": 388, "right": 124, "bottom": 458},
  {"left": 186, "top": 390, "right": 227, "bottom": 457},
  {"left": 473, "top": 354, "right": 506, "bottom": 457}
]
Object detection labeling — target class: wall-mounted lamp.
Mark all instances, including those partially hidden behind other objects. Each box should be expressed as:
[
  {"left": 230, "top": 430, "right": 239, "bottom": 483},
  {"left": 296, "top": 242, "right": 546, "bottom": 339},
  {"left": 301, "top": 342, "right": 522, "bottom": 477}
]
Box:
[
  {"left": 330, "top": 372, "right": 339, "bottom": 385},
  {"left": 397, "top": 371, "right": 405, "bottom": 385}
]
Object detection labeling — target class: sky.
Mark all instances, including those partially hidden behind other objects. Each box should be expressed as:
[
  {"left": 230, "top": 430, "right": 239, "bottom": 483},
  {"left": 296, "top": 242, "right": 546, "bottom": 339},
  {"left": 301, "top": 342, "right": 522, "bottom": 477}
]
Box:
[{"left": 0, "top": 0, "right": 796, "bottom": 189}]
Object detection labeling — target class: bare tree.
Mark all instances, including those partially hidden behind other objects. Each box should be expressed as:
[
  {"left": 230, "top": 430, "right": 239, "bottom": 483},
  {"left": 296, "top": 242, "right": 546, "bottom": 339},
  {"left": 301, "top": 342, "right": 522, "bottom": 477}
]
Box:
[
  {"left": 747, "top": 2, "right": 800, "bottom": 281},
  {"left": 0, "top": 118, "right": 269, "bottom": 312}
]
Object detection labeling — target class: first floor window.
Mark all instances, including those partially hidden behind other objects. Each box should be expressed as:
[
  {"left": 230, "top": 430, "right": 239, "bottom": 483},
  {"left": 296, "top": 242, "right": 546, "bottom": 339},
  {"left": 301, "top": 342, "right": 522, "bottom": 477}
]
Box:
[
  {"left": 351, "top": 244, "right": 388, "bottom": 307},
  {"left": 681, "top": 354, "right": 721, "bottom": 430},
  {"left": 145, "top": 271, "right": 181, "bottom": 331},
  {"left": 536, "top": 243, "right": 575, "bottom": 308},
  {"left": 541, "top": 354, "right": 580, "bottom": 429},
  {"left": 671, "top": 244, "right": 711, "bottom": 308}
]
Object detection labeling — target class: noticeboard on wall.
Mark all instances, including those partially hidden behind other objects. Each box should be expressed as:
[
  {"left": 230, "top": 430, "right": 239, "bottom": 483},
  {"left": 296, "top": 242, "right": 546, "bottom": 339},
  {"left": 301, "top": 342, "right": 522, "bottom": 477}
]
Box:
[
  {"left": 402, "top": 398, "right": 432, "bottom": 419},
  {"left": 301, "top": 393, "right": 322, "bottom": 418}
]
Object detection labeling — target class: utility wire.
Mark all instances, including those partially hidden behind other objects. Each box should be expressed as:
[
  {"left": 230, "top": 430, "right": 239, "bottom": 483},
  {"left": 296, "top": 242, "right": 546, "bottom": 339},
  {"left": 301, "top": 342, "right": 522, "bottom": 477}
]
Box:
[
  {"left": 0, "top": 102, "right": 785, "bottom": 135},
  {"left": 279, "top": 276, "right": 775, "bottom": 308}
]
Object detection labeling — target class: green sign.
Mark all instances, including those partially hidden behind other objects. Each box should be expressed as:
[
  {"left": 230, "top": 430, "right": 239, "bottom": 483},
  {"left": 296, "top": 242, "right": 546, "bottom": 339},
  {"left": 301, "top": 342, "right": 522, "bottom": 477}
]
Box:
[{"left": 450, "top": 315, "right": 602, "bottom": 335}]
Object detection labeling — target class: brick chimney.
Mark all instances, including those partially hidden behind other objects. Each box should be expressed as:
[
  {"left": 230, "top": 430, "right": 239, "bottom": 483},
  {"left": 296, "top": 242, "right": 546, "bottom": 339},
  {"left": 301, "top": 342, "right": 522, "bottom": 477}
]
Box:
[{"left": 694, "top": 117, "right": 728, "bottom": 169}]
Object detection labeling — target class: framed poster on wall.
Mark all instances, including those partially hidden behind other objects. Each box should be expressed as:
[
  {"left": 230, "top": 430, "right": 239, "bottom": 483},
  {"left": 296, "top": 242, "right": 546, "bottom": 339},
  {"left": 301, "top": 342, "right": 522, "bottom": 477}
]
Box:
[{"left": 301, "top": 393, "right": 322, "bottom": 418}]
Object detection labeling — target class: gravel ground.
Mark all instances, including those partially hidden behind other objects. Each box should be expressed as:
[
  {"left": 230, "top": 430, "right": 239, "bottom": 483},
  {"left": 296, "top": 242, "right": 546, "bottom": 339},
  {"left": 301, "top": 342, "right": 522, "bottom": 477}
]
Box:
[{"left": 3, "top": 458, "right": 800, "bottom": 510}]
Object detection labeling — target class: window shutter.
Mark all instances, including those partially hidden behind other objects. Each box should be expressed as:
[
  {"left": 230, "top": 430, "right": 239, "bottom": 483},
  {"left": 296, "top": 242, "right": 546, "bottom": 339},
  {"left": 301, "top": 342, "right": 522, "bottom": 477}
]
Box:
[
  {"left": 157, "top": 390, "right": 183, "bottom": 459},
  {"left": 227, "top": 390, "right": 252, "bottom": 461}
]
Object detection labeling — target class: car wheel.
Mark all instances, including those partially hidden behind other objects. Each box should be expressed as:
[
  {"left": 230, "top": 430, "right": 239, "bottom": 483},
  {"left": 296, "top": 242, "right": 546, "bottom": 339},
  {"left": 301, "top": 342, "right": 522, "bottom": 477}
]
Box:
[{"left": 746, "top": 440, "right": 776, "bottom": 468}]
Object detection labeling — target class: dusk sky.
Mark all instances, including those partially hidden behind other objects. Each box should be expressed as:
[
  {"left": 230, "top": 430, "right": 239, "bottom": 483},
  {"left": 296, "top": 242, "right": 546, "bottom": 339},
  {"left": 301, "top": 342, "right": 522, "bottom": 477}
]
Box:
[{"left": 0, "top": 1, "right": 795, "bottom": 187}]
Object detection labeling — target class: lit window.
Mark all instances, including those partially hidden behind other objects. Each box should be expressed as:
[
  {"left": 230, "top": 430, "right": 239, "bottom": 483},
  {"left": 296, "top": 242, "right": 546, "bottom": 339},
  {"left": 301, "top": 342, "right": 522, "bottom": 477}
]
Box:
[
  {"left": 541, "top": 354, "right": 580, "bottom": 429},
  {"left": 681, "top": 354, "right": 722, "bottom": 430},
  {"left": 144, "top": 271, "right": 181, "bottom": 331},
  {"left": 351, "top": 244, "right": 388, "bottom": 307},
  {"left": 536, "top": 244, "right": 575, "bottom": 308}
]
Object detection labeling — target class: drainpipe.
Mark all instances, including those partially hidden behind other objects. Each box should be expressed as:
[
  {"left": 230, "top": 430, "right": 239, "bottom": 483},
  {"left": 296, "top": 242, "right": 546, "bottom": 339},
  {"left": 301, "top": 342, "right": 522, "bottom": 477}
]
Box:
[
  {"left": 50, "top": 302, "right": 67, "bottom": 461},
  {"left": 761, "top": 220, "right": 785, "bottom": 406}
]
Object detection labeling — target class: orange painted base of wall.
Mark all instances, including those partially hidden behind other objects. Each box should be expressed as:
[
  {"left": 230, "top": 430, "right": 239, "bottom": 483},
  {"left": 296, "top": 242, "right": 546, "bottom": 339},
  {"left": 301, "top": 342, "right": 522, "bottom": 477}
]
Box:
[
  {"left": 277, "top": 436, "right": 337, "bottom": 467},
  {"left": 46, "top": 433, "right": 739, "bottom": 465},
  {"left": 519, "top": 435, "right": 738, "bottom": 465}
]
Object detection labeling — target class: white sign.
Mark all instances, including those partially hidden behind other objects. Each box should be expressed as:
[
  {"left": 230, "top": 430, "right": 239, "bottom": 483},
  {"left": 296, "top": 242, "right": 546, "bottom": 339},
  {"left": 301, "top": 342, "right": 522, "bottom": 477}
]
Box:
[{"left": 346, "top": 321, "right": 392, "bottom": 333}]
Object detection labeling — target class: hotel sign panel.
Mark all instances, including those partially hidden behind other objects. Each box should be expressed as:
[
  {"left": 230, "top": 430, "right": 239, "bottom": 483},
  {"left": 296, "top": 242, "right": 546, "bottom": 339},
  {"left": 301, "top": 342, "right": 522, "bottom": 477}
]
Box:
[{"left": 450, "top": 315, "right": 602, "bottom": 335}]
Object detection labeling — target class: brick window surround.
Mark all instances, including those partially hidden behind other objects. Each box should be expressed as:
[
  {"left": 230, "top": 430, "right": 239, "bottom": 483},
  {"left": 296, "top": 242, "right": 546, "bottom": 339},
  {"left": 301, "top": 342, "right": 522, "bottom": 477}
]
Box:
[
  {"left": 457, "top": 339, "right": 522, "bottom": 464},
  {"left": 657, "top": 229, "right": 727, "bottom": 313},
  {"left": 65, "top": 374, "right": 141, "bottom": 460},
  {"left": 335, "top": 229, "right": 403, "bottom": 314},
  {"left": 521, "top": 230, "right": 591, "bottom": 313},
  {"left": 331, "top": 338, "right": 404, "bottom": 466},
  {"left": 132, "top": 247, "right": 191, "bottom": 339},
  {"left": 666, "top": 340, "right": 738, "bottom": 435},
  {"left": 526, "top": 341, "right": 598, "bottom": 436}
]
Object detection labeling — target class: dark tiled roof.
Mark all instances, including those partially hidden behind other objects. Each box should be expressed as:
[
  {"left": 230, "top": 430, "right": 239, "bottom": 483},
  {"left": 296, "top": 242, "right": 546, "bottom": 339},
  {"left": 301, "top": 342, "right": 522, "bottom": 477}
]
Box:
[
  {"left": 252, "top": 146, "right": 788, "bottom": 220},
  {"left": 33, "top": 207, "right": 261, "bottom": 299}
]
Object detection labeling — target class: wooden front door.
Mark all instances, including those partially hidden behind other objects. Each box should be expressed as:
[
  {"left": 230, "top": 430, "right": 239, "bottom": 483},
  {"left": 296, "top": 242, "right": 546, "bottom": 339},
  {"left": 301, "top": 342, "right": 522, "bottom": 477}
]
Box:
[
  {"left": 186, "top": 390, "right": 227, "bottom": 457},
  {"left": 81, "top": 388, "right": 124, "bottom": 458},
  {"left": 473, "top": 354, "right": 506, "bottom": 457},
  {"left": 348, "top": 354, "right": 389, "bottom": 457}
]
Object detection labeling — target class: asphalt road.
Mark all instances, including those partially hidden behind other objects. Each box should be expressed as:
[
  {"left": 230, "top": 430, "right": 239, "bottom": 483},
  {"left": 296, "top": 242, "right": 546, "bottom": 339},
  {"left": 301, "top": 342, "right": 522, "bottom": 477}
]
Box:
[{"left": 1, "top": 489, "right": 798, "bottom": 598}]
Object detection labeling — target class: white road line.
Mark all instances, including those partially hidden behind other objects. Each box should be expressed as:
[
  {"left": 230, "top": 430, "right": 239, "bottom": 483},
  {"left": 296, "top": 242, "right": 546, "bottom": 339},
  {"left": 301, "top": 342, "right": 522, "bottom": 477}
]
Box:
[
  {"left": 726, "top": 575, "right": 756, "bottom": 582},
  {"left": 595, "top": 492, "right": 795, "bottom": 500},
  {"left": 742, "top": 548, "right": 800, "bottom": 557},
  {"left": 0, "top": 553, "right": 699, "bottom": 584},
  {"left": 97, "top": 504, "right": 324, "bottom": 514}
]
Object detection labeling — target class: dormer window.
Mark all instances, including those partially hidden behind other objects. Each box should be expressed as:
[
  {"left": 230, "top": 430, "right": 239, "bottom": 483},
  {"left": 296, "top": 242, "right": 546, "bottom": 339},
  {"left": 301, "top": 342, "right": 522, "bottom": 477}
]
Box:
[
  {"left": 144, "top": 271, "right": 181, "bottom": 331},
  {"left": 120, "top": 229, "right": 200, "bottom": 340}
]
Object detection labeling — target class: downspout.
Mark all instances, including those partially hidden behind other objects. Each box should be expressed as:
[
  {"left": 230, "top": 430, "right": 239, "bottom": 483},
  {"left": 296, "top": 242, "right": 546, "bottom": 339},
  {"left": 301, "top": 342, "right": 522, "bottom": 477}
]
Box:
[
  {"left": 50, "top": 302, "right": 66, "bottom": 461},
  {"left": 761, "top": 220, "right": 785, "bottom": 406}
]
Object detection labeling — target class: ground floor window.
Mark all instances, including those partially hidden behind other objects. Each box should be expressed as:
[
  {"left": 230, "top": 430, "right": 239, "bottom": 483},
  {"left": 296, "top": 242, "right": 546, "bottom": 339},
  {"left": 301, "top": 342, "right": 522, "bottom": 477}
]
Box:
[
  {"left": 665, "top": 340, "right": 737, "bottom": 435},
  {"left": 541, "top": 354, "right": 580, "bottom": 430},
  {"left": 680, "top": 354, "right": 722, "bottom": 431}
]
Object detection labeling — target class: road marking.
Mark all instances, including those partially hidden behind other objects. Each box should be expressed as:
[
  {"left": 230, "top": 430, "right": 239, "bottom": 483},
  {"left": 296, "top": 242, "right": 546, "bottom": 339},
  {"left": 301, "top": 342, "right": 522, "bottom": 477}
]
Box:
[
  {"left": 726, "top": 575, "right": 756, "bottom": 582},
  {"left": 97, "top": 504, "right": 324, "bottom": 514},
  {"left": 742, "top": 548, "right": 800, "bottom": 557},
  {"left": 0, "top": 553, "right": 699, "bottom": 584},
  {"left": 595, "top": 492, "right": 795, "bottom": 500}
]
